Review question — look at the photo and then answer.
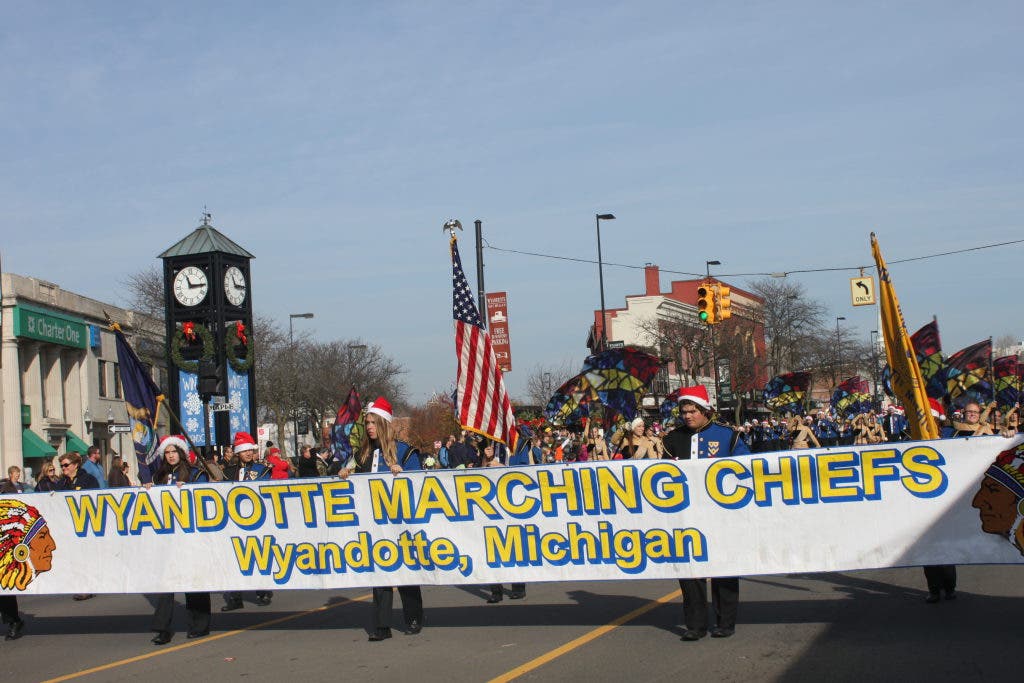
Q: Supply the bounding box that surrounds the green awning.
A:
[22,429,57,459]
[65,430,91,455]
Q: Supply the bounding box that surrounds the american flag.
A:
[451,237,517,450]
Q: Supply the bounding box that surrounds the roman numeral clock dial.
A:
[172,266,209,307]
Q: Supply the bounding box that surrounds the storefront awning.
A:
[22,429,57,459]
[65,430,91,455]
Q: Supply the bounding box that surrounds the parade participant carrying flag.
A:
[449,226,517,451]
[870,233,938,440]
[110,321,164,483]
[330,387,362,466]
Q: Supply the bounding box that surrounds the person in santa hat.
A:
[220,432,273,612]
[661,385,749,641]
[146,435,211,645]
[338,397,424,641]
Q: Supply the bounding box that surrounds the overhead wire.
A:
[481,237,1024,278]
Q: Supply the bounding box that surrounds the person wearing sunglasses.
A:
[55,452,101,492]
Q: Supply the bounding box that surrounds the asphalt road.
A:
[2,565,1021,682]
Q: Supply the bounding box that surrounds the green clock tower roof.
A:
[158,217,254,259]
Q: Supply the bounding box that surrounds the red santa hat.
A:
[366,396,394,423]
[928,398,946,420]
[156,434,190,458]
[676,385,712,410]
[233,431,258,453]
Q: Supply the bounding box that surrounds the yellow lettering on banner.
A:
[372,540,399,569]
[485,525,524,565]
[415,477,458,520]
[232,535,273,574]
[295,543,318,572]
[319,543,343,570]
[613,529,643,571]
[900,446,946,497]
[797,454,817,503]
[674,528,705,559]
[706,459,751,507]
[194,488,227,530]
[65,495,106,536]
[161,490,194,531]
[495,471,538,517]
[321,481,357,526]
[861,449,900,499]
[817,452,861,501]
[270,542,294,582]
[344,532,372,569]
[429,537,456,567]
[639,462,688,511]
[258,484,291,527]
[752,457,797,505]
[227,487,264,529]
[104,493,134,534]
[454,474,498,518]
[596,467,639,512]
[369,478,413,521]
[129,492,162,534]
[289,483,321,526]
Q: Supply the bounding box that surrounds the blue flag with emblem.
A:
[111,323,164,481]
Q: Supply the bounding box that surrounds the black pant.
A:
[923,565,957,593]
[489,583,526,595]
[223,590,272,604]
[0,595,19,624]
[152,593,211,633]
[372,586,422,630]
[679,578,739,631]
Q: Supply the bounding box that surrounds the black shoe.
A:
[5,620,24,641]
[507,591,525,600]
[254,594,272,607]
[681,629,707,641]
[187,629,210,639]
[925,592,941,604]
[711,627,735,638]
[73,594,95,601]
[487,592,503,604]
[406,619,422,635]
[221,600,243,612]
[368,628,392,642]
[944,590,956,601]
[151,631,172,645]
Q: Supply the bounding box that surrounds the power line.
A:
[481,237,1024,278]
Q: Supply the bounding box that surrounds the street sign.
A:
[209,402,232,412]
[607,340,625,349]
[109,424,132,434]
[850,276,876,306]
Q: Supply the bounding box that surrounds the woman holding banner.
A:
[338,397,423,641]
[146,436,211,645]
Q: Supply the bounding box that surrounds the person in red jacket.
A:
[264,447,293,480]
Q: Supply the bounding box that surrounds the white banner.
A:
[3,436,1023,595]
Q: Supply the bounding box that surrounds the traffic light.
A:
[697,282,716,324]
[716,284,732,322]
[198,360,225,398]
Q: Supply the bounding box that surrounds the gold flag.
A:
[871,233,938,440]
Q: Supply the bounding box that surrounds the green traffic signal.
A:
[699,310,709,322]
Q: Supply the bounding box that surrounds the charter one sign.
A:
[13,305,88,349]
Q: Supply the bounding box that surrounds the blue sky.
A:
[3,2,1022,402]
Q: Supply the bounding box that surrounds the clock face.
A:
[173,266,209,307]
[224,266,247,306]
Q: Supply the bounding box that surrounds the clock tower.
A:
[159,214,256,448]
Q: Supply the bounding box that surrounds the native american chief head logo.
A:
[0,500,57,591]
[972,444,1024,557]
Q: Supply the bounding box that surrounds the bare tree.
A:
[747,277,827,377]
[523,362,577,407]
[635,310,713,388]
[403,393,462,451]
[119,264,165,320]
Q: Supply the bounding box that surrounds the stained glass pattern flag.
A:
[330,387,362,464]
[945,339,992,403]
[451,235,517,450]
[763,371,811,414]
[880,319,946,399]
[830,376,872,417]
[581,347,662,422]
[544,374,596,425]
[994,356,1021,412]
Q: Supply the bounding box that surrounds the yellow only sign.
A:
[850,276,876,306]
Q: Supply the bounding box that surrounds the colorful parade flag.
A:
[830,376,872,418]
[330,387,362,464]
[945,339,993,403]
[544,374,596,426]
[111,323,164,481]
[880,319,946,399]
[994,355,1021,413]
[450,234,517,450]
[581,347,662,422]
[762,371,811,414]
[871,233,938,440]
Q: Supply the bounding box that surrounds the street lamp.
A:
[288,312,315,458]
[836,316,846,378]
[595,213,615,350]
[870,330,880,406]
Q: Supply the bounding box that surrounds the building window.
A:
[113,363,122,399]
[98,360,107,397]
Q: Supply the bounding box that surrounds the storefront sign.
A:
[13,305,87,349]
[485,291,512,372]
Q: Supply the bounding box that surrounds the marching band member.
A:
[221,432,273,612]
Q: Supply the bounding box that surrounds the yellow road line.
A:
[488,588,681,683]
[41,592,373,683]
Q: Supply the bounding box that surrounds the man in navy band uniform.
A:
[220,432,273,611]
[661,386,750,641]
